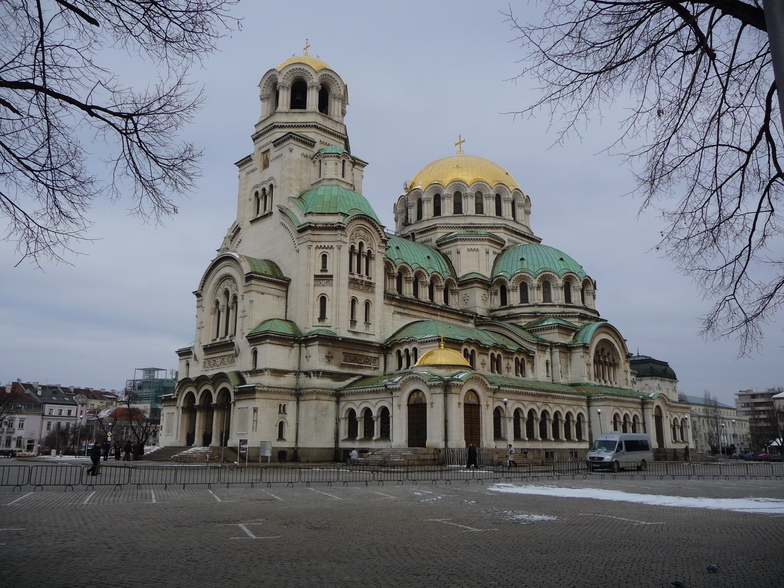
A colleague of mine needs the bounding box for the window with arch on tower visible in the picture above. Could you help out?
[519,282,529,304]
[542,280,552,303]
[454,192,463,214]
[499,284,508,307]
[321,253,328,272]
[593,341,620,386]
[318,84,329,114]
[475,191,483,214]
[318,295,328,321]
[416,198,423,221]
[495,193,502,216]
[433,194,441,217]
[290,79,307,109]
[563,282,572,304]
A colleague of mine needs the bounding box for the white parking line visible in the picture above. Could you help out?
[208,489,223,502]
[83,491,96,505]
[228,522,280,540]
[427,518,497,532]
[262,489,284,501]
[307,487,342,500]
[4,493,32,506]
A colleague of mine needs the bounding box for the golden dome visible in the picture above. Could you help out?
[408,154,520,192]
[278,54,331,72]
[415,340,472,368]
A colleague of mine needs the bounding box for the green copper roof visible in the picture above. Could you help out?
[386,234,455,277]
[293,185,380,222]
[277,205,302,226]
[248,318,302,337]
[492,243,587,280]
[387,319,519,350]
[572,321,607,344]
[525,317,578,330]
[318,146,349,155]
[305,328,339,337]
[241,256,286,279]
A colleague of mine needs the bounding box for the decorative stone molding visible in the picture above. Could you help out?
[203,355,236,370]
[342,352,379,368]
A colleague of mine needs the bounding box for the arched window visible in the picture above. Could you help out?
[563,282,572,304]
[539,410,550,440]
[433,194,441,217]
[318,84,329,114]
[379,407,391,439]
[347,409,358,439]
[348,245,355,273]
[290,79,307,109]
[364,300,371,323]
[318,295,327,321]
[576,414,584,441]
[493,407,503,439]
[363,409,374,439]
[357,243,364,275]
[475,191,484,214]
[251,348,258,370]
[542,280,552,303]
[268,184,273,208]
[552,412,562,441]
[581,283,587,305]
[365,251,372,278]
[495,193,502,216]
[262,187,268,213]
[231,295,238,336]
[594,341,620,385]
[321,253,328,271]
[564,413,573,440]
[341,160,346,178]
[443,284,450,305]
[350,298,357,322]
[405,349,411,369]
[396,272,403,294]
[223,291,231,337]
[428,281,435,302]
[511,199,517,221]
[519,282,529,304]
[213,300,221,339]
[277,421,285,440]
[513,408,523,439]
[454,191,463,214]
[499,284,508,307]
[416,198,423,221]
[612,413,621,432]
[254,191,260,216]
[526,410,536,439]
[396,350,403,370]
[622,414,630,433]
[412,277,420,299]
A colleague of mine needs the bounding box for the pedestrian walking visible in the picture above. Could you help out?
[466,443,478,468]
[123,440,132,461]
[86,441,102,476]
[101,440,111,461]
[506,444,516,467]
[113,442,121,461]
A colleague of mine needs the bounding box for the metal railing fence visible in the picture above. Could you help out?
[1,460,782,490]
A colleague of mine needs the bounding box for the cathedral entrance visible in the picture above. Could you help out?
[407,391,427,447]
[463,390,480,447]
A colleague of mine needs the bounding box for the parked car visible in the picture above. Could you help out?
[742,453,757,461]
[756,453,784,462]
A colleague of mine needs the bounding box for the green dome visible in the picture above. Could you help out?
[293,185,380,223]
[386,234,455,277]
[493,244,587,280]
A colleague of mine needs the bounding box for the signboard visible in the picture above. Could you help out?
[238,438,248,456]
[260,441,272,457]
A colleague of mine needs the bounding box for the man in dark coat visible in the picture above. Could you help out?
[466,444,479,469]
[123,440,132,461]
[86,441,102,476]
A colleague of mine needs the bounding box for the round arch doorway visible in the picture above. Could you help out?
[407,390,427,447]
[463,390,480,447]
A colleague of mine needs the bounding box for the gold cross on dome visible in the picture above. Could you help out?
[304,40,310,56]
[455,135,465,155]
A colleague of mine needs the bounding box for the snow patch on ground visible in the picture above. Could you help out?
[489,484,784,514]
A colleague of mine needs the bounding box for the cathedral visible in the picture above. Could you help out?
[159,49,691,462]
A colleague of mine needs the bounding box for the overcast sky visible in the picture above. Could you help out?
[1,1,781,405]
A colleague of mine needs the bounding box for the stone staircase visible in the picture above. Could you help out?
[144,446,239,463]
[355,447,441,467]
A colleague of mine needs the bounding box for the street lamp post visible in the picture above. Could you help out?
[597,409,603,435]
[720,423,725,457]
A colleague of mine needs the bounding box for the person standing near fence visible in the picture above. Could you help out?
[506,444,516,467]
[86,441,102,476]
[466,444,478,469]
[123,440,132,461]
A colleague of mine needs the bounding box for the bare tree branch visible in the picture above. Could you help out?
[0,0,239,265]
[507,0,784,355]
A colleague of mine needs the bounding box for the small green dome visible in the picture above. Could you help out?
[293,185,380,223]
[493,243,587,280]
[386,234,455,277]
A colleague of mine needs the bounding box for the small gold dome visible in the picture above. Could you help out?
[278,54,331,72]
[408,154,520,192]
[415,339,472,368]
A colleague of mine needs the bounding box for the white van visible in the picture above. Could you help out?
[586,433,654,472]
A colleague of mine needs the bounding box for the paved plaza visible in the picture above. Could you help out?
[1,469,783,588]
